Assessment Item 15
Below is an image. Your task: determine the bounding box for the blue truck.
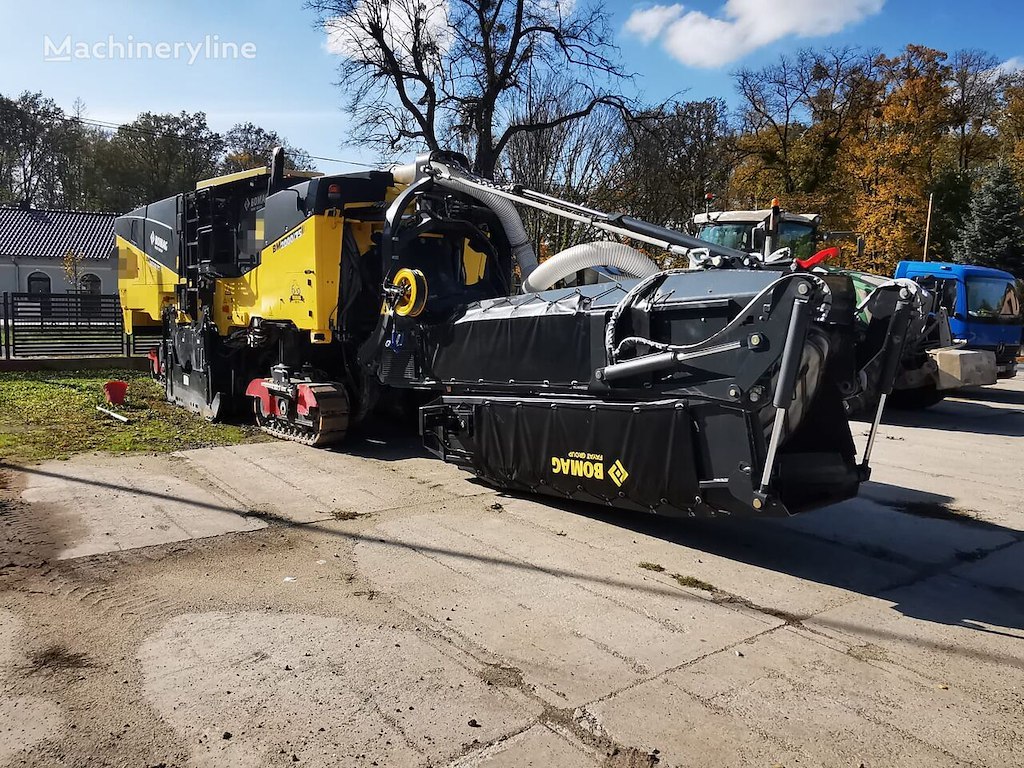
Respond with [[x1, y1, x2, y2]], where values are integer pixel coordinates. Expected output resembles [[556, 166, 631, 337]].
[[894, 262, 1022, 378]]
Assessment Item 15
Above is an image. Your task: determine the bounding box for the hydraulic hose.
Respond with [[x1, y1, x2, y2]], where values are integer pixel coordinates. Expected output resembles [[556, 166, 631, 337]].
[[521, 241, 660, 293], [605, 271, 833, 365]]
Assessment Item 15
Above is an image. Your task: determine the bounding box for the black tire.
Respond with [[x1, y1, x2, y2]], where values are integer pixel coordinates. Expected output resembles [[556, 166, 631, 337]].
[[887, 384, 946, 410]]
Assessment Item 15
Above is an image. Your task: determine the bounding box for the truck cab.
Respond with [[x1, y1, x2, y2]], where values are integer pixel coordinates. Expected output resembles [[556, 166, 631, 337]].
[[894, 262, 1022, 378]]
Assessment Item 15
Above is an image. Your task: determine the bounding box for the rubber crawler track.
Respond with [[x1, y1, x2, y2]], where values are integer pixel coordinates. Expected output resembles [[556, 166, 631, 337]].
[[255, 384, 350, 447]]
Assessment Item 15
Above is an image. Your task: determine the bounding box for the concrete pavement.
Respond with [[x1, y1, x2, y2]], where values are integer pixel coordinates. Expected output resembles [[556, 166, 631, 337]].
[[2, 376, 1023, 766]]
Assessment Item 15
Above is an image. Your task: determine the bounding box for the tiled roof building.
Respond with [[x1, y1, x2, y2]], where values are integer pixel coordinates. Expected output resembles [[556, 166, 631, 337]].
[[0, 205, 117, 294]]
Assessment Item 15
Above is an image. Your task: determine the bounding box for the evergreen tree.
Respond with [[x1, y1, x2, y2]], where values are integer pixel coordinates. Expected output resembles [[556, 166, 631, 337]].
[[954, 163, 1024, 274], [928, 168, 973, 260]]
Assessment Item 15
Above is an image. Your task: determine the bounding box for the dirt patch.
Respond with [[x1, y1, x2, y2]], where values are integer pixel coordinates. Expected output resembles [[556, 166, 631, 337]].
[[245, 506, 295, 526], [478, 662, 524, 688], [711, 590, 805, 627], [0, 467, 83, 589], [25, 644, 95, 674], [604, 746, 661, 767], [541, 704, 660, 768], [637, 565, 715, 593], [0, 472, 369, 768], [670, 573, 715, 591], [847, 643, 889, 663], [331, 509, 361, 521]]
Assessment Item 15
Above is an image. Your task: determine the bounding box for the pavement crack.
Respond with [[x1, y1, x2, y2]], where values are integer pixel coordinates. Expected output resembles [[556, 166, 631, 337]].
[[708, 589, 807, 627], [572, 632, 649, 676], [539, 704, 662, 767]]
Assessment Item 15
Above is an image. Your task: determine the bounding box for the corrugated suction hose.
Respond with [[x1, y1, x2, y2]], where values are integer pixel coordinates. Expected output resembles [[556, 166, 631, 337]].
[[433, 172, 540, 280], [522, 242, 659, 293]]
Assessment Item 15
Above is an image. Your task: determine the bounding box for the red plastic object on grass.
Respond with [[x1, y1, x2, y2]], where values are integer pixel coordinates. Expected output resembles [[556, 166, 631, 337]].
[[104, 380, 129, 405]]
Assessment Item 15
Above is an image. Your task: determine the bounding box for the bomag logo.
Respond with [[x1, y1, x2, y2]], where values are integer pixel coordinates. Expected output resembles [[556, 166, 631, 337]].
[[550, 452, 630, 488], [149, 230, 169, 253], [607, 459, 629, 487]]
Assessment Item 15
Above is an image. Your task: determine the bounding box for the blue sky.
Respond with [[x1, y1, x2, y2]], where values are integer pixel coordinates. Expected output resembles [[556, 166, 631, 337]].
[[0, 0, 1021, 170]]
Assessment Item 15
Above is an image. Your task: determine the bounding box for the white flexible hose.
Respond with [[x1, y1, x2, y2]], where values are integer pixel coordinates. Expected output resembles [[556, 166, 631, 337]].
[[433, 173, 539, 279], [523, 241, 659, 293]]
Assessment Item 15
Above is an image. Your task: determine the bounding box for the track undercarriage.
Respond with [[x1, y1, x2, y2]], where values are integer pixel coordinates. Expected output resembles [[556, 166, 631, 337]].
[[248, 371, 351, 447]]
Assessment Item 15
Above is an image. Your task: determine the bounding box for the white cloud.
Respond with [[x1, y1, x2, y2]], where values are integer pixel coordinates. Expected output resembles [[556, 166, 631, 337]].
[[996, 56, 1024, 75], [625, 0, 885, 68], [624, 4, 684, 43]]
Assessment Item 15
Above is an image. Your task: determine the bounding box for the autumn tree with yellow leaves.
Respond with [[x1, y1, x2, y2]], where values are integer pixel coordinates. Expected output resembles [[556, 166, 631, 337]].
[[730, 44, 1024, 275], [844, 46, 951, 273]]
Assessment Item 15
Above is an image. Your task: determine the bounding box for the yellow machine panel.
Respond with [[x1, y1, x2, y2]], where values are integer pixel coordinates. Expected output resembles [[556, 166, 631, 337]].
[[212, 213, 346, 342], [117, 235, 179, 333], [464, 243, 487, 285]]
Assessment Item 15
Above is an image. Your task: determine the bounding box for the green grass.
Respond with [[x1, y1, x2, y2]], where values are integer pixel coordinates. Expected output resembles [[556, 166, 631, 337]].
[[670, 573, 715, 591], [638, 561, 666, 572], [0, 369, 265, 462], [637, 561, 716, 592]]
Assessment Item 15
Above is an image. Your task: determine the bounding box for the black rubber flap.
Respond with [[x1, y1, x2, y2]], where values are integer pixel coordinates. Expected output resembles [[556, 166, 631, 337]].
[[472, 399, 700, 513]]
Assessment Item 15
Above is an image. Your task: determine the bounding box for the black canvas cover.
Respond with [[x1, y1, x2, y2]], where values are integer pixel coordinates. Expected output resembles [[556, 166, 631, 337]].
[[440, 396, 702, 515]]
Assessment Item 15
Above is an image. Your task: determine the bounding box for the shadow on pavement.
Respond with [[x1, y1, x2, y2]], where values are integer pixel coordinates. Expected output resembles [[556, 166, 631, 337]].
[[875, 398, 1024, 436], [953, 384, 1024, 407], [327, 419, 430, 461], [522, 481, 1024, 639], [6, 452, 1023, 657], [0, 461, 700, 604]]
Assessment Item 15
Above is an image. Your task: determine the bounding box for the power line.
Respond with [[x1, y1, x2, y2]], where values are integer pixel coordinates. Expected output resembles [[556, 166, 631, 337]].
[[71, 115, 380, 169]]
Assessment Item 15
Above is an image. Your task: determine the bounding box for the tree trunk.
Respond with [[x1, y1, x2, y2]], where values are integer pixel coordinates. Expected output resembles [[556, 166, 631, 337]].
[[475, 124, 497, 178]]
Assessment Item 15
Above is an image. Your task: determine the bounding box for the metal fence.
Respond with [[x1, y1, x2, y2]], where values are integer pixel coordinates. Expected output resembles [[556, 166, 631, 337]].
[[0, 292, 159, 360]]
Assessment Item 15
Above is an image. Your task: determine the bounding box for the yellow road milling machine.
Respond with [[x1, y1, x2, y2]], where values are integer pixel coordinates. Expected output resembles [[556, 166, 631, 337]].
[[118, 150, 922, 518]]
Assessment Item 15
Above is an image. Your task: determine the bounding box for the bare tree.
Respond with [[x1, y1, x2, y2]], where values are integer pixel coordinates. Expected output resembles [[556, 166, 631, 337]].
[[605, 99, 735, 228], [947, 49, 1002, 172], [797, 47, 881, 192], [733, 48, 879, 199], [500, 73, 623, 252], [734, 55, 806, 195], [307, 0, 630, 177]]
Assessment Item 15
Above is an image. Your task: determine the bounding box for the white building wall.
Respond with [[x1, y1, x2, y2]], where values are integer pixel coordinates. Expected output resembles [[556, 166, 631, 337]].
[[0, 261, 17, 294], [0, 255, 117, 294]]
